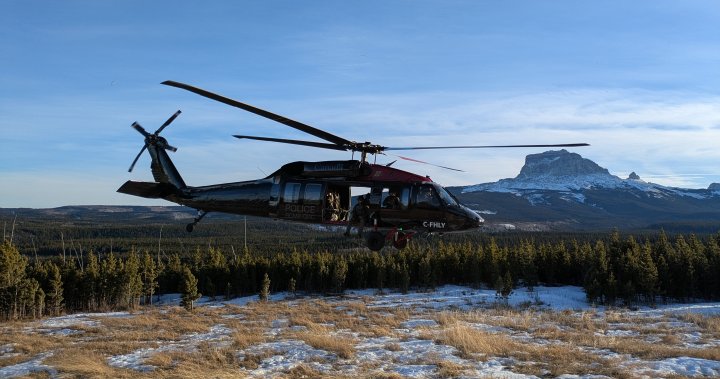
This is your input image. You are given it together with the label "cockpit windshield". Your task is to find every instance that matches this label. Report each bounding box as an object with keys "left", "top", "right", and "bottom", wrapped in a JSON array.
[{"left": 435, "top": 185, "right": 458, "bottom": 207}]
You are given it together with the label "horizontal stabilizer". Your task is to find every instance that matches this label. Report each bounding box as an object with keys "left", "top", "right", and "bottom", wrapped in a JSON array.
[{"left": 117, "top": 181, "right": 177, "bottom": 199}]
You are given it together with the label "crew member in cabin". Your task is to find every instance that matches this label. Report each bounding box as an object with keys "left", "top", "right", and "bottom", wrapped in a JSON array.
[
  {"left": 344, "top": 194, "right": 370, "bottom": 237},
  {"left": 325, "top": 191, "right": 341, "bottom": 221},
  {"left": 383, "top": 191, "right": 401, "bottom": 209}
]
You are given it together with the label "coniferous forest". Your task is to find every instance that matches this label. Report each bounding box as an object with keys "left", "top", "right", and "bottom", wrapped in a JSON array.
[{"left": 2, "top": 216, "right": 720, "bottom": 320}]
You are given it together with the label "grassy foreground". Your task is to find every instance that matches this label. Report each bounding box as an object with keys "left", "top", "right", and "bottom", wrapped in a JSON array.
[{"left": 1, "top": 287, "right": 719, "bottom": 378}]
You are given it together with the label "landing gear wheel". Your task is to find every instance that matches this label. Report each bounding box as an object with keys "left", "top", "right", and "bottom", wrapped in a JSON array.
[
  {"left": 366, "top": 231, "right": 385, "bottom": 252},
  {"left": 392, "top": 231, "right": 408, "bottom": 250},
  {"left": 186, "top": 210, "right": 207, "bottom": 233}
]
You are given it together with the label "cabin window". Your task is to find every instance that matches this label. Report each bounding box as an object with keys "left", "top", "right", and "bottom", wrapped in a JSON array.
[
  {"left": 284, "top": 182, "right": 301, "bottom": 203},
  {"left": 380, "top": 186, "right": 409, "bottom": 209},
  {"left": 400, "top": 187, "right": 411, "bottom": 208},
  {"left": 304, "top": 183, "right": 323, "bottom": 205},
  {"left": 269, "top": 183, "right": 280, "bottom": 207}
]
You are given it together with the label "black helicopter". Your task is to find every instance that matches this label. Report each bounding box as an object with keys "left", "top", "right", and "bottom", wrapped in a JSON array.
[{"left": 118, "top": 81, "right": 588, "bottom": 251}]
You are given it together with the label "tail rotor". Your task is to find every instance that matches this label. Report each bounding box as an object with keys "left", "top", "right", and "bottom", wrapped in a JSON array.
[{"left": 128, "top": 110, "right": 181, "bottom": 172}]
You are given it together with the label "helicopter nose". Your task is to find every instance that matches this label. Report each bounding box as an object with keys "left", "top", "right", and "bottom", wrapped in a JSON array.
[
  {"left": 464, "top": 208, "right": 483, "bottom": 228},
  {"left": 474, "top": 213, "right": 484, "bottom": 227}
]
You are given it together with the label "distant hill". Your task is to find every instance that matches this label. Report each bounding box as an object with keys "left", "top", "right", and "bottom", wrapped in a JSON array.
[
  {"left": 0, "top": 205, "right": 244, "bottom": 225},
  {"left": 450, "top": 150, "right": 720, "bottom": 231}
]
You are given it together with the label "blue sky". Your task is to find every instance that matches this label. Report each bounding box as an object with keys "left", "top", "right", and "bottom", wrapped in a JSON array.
[{"left": 1, "top": 1, "right": 719, "bottom": 207}]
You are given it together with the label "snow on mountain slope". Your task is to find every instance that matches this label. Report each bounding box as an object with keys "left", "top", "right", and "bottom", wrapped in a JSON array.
[{"left": 463, "top": 150, "right": 715, "bottom": 202}]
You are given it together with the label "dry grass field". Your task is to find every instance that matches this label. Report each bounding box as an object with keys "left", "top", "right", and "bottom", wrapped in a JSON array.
[{"left": 1, "top": 286, "right": 720, "bottom": 378}]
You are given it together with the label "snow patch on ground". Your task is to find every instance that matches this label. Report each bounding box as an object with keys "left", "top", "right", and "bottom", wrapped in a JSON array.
[
  {"left": 0, "top": 352, "right": 57, "bottom": 378},
  {"left": 107, "top": 324, "right": 234, "bottom": 371},
  {"left": 642, "top": 357, "right": 720, "bottom": 377}
]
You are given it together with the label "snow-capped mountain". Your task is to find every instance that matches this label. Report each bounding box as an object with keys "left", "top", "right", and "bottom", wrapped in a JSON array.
[
  {"left": 452, "top": 150, "right": 720, "bottom": 231},
  {"left": 464, "top": 150, "right": 715, "bottom": 200}
]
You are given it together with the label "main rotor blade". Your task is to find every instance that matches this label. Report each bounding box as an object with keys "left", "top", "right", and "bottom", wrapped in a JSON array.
[
  {"left": 128, "top": 145, "right": 147, "bottom": 172},
  {"left": 162, "top": 80, "right": 353, "bottom": 147},
  {"left": 385, "top": 143, "right": 590, "bottom": 151},
  {"left": 388, "top": 154, "right": 465, "bottom": 172},
  {"left": 155, "top": 110, "right": 182, "bottom": 135},
  {"left": 233, "top": 135, "right": 349, "bottom": 151}
]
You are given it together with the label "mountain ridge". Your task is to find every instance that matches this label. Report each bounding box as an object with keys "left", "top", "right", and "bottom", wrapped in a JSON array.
[{"left": 453, "top": 150, "right": 720, "bottom": 231}]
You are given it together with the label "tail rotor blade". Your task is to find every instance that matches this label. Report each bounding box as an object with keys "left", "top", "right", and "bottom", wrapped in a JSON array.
[
  {"left": 155, "top": 110, "right": 182, "bottom": 135},
  {"left": 131, "top": 122, "right": 151, "bottom": 138},
  {"left": 128, "top": 145, "right": 147, "bottom": 172}
]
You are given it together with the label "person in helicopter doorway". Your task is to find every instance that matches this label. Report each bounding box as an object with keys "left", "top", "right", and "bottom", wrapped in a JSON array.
[{"left": 344, "top": 194, "right": 370, "bottom": 237}]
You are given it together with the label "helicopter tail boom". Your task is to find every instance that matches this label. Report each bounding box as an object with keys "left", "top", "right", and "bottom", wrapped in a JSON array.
[{"left": 117, "top": 181, "right": 179, "bottom": 199}]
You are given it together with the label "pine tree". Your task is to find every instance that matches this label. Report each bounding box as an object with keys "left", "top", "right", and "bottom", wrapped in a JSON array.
[
  {"left": 654, "top": 230, "right": 674, "bottom": 300},
  {"left": 519, "top": 239, "right": 538, "bottom": 291},
  {"left": 418, "top": 254, "right": 433, "bottom": 289},
  {"left": 495, "top": 270, "right": 513, "bottom": 304},
  {"left": 331, "top": 257, "right": 348, "bottom": 294},
  {"left": 619, "top": 236, "right": 641, "bottom": 304},
  {"left": 141, "top": 251, "right": 158, "bottom": 305},
  {"left": 582, "top": 241, "right": 605, "bottom": 304},
  {"left": 288, "top": 277, "right": 296, "bottom": 298},
  {"left": 164, "top": 253, "right": 183, "bottom": 294},
  {"left": 18, "top": 278, "right": 39, "bottom": 319},
  {"left": 123, "top": 251, "right": 143, "bottom": 309},
  {"left": 34, "top": 287, "right": 45, "bottom": 319},
  {"left": 83, "top": 251, "right": 100, "bottom": 310},
  {"left": 0, "top": 241, "right": 27, "bottom": 319},
  {"left": 47, "top": 263, "right": 64, "bottom": 316},
  {"left": 673, "top": 235, "right": 695, "bottom": 300},
  {"left": 99, "top": 252, "right": 119, "bottom": 308},
  {"left": 205, "top": 247, "right": 229, "bottom": 297},
  {"left": 180, "top": 266, "right": 201, "bottom": 311},
  {"left": 399, "top": 262, "right": 410, "bottom": 294},
  {"left": 259, "top": 273, "right": 270, "bottom": 302},
  {"left": 637, "top": 240, "right": 658, "bottom": 303},
  {"left": 688, "top": 234, "right": 710, "bottom": 299},
  {"left": 485, "top": 238, "right": 502, "bottom": 286},
  {"left": 706, "top": 237, "right": 720, "bottom": 298}
]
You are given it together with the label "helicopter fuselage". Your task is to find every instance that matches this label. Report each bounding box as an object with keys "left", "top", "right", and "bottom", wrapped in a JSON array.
[{"left": 119, "top": 160, "right": 484, "bottom": 237}]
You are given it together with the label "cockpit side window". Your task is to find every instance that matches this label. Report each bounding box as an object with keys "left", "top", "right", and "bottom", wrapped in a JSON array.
[
  {"left": 436, "top": 185, "right": 458, "bottom": 207},
  {"left": 415, "top": 185, "right": 441, "bottom": 208}
]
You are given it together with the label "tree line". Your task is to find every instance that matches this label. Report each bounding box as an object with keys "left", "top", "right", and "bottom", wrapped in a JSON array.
[{"left": 2, "top": 229, "right": 720, "bottom": 320}]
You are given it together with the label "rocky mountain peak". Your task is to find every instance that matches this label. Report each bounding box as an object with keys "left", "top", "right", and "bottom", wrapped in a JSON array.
[
  {"left": 516, "top": 149, "right": 611, "bottom": 179},
  {"left": 628, "top": 172, "right": 641, "bottom": 180},
  {"left": 709, "top": 183, "right": 720, "bottom": 191}
]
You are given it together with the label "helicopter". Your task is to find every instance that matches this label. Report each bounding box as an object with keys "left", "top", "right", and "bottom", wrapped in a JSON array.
[{"left": 118, "top": 81, "right": 589, "bottom": 251}]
